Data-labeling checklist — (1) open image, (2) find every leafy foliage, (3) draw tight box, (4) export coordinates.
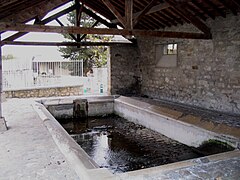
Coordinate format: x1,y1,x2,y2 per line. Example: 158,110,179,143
59,11,111,75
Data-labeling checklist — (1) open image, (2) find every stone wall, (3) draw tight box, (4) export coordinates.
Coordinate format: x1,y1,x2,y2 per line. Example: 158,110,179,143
110,44,141,95
4,85,83,98
110,14,240,115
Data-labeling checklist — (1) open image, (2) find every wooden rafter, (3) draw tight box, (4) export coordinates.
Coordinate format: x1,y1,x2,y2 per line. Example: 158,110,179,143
204,0,226,18
133,0,156,27
218,0,238,15
1,0,69,23
0,22,212,39
41,5,77,25
0,41,132,47
75,0,81,43
55,18,78,42
165,0,211,35
2,4,77,41
82,6,116,28
231,0,240,9
112,3,170,24
125,0,133,29
80,20,99,41
102,0,126,27
190,1,215,20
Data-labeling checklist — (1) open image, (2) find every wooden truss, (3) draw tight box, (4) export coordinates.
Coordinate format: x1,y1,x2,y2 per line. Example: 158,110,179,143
0,0,216,47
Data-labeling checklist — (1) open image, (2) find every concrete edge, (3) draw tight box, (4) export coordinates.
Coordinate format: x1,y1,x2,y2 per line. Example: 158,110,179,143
32,101,114,180
114,97,240,148
39,95,115,106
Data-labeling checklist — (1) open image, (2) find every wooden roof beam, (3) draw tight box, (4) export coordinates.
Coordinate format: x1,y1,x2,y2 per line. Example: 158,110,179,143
0,41,133,47
204,0,226,18
231,0,240,9
112,3,170,24
80,20,99,41
82,7,117,28
125,0,133,29
55,18,78,42
102,0,126,27
133,0,157,27
0,22,212,39
190,1,215,20
218,0,238,15
2,4,77,41
165,0,211,35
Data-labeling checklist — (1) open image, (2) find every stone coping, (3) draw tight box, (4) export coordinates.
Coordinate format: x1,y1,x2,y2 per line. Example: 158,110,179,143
116,96,240,139
39,95,116,106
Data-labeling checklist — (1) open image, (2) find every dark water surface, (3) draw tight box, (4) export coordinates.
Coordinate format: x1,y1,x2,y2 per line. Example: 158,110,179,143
59,115,232,173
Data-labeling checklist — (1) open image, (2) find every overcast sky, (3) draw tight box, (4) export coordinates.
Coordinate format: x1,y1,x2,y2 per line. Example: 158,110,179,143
2,3,71,61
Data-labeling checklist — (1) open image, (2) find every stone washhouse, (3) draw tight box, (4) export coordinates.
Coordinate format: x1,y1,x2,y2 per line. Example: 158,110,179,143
0,0,239,179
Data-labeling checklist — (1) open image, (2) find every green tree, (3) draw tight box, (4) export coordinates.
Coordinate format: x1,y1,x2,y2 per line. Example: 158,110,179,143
59,11,111,75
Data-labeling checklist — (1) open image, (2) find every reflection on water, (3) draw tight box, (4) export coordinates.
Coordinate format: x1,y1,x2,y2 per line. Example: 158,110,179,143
60,115,203,173
71,130,146,173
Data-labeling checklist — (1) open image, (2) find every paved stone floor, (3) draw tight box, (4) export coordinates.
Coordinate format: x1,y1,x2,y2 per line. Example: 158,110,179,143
0,98,79,180
148,156,240,180
0,97,239,180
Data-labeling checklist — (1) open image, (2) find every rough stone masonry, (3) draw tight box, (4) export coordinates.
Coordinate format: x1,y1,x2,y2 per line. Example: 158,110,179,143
110,14,240,115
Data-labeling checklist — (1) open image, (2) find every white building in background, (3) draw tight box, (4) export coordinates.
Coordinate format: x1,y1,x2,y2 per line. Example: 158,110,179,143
32,56,83,77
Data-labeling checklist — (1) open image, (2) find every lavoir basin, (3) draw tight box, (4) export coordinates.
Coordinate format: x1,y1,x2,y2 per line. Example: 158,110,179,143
38,95,239,179
59,115,233,173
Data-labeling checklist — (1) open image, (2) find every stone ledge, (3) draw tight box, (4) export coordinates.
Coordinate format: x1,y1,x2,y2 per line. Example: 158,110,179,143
4,85,83,98
114,96,240,148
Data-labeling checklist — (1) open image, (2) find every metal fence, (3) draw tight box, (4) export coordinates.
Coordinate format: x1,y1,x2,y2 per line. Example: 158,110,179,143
2,59,108,94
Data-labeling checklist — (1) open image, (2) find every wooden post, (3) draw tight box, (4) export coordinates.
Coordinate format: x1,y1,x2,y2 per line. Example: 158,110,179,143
125,0,133,29
75,0,81,43
0,34,7,131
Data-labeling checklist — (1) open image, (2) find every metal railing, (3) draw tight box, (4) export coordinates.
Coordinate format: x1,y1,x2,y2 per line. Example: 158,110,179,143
2,59,108,94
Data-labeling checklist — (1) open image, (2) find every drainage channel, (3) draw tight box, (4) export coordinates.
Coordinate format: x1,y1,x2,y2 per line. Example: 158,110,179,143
58,114,234,174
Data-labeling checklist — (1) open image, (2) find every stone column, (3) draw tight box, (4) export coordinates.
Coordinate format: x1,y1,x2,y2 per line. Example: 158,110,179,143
0,34,7,131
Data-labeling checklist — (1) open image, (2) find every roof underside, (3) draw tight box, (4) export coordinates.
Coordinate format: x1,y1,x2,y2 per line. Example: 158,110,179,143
81,0,240,30
0,0,239,29
0,0,239,42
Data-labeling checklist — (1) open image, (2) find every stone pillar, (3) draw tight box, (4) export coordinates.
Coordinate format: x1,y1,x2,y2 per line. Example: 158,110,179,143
0,34,7,131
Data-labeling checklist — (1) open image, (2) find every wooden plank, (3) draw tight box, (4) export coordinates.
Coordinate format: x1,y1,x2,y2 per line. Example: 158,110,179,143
0,22,212,39
165,0,211,34
0,41,132,47
102,0,126,27
125,0,133,29
133,0,156,27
